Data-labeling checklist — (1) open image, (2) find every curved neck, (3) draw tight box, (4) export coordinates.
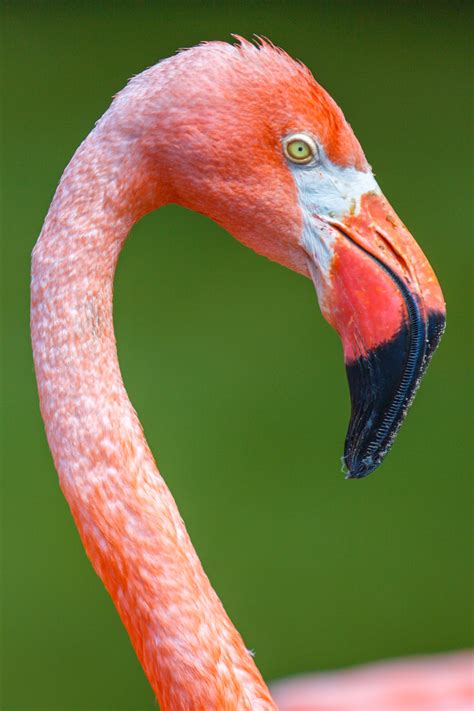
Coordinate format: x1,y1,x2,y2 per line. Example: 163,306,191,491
31,126,276,711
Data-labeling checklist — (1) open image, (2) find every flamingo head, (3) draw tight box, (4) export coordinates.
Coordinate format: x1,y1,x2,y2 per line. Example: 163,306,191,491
121,38,445,477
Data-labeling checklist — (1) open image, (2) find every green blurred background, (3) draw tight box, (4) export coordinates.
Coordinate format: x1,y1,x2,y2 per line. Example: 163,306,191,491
1,2,472,709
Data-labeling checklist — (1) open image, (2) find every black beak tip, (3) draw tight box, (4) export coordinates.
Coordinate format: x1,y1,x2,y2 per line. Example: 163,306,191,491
342,454,380,480
341,310,446,482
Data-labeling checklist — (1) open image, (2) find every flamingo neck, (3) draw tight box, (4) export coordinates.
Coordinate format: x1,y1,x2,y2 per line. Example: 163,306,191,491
31,124,276,711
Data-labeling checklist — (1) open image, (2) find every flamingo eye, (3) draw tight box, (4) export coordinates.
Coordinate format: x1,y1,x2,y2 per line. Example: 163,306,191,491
283,134,317,164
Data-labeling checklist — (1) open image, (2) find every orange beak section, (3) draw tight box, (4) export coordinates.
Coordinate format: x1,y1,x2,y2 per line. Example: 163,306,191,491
322,193,446,478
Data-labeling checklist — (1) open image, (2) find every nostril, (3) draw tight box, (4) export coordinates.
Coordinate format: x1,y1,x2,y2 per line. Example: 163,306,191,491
375,228,410,277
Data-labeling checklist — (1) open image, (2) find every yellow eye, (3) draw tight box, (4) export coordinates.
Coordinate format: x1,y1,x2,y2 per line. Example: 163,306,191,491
283,134,317,164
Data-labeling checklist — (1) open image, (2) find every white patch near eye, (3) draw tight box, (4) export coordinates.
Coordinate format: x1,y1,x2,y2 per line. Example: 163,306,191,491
287,143,380,296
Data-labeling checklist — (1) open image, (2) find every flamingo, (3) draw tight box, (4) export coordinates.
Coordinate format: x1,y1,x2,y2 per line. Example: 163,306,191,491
31,38,473,710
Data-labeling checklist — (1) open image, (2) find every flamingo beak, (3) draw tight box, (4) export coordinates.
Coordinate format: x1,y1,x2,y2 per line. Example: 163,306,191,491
311,192,446,478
